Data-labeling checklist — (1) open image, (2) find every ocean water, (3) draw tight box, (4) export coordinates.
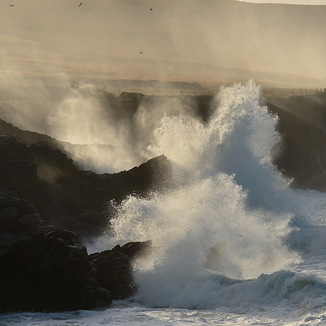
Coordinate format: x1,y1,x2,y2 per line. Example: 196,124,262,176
2,81,326,325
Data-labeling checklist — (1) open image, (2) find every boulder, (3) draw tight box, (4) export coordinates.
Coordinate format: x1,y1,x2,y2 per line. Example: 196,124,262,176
0,134,172,238
0,190,43,234
89,241,151,299
0,232,112,312
0,190,44,255
0,190,150,312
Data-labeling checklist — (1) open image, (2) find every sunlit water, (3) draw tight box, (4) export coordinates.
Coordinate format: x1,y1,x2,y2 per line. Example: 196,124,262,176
2,81,326,325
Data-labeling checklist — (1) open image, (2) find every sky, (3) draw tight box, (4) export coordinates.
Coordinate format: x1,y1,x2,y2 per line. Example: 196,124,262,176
239,0,326,4
1,0,326,89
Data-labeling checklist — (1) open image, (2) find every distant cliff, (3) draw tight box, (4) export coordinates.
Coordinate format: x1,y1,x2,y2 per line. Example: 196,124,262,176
267,92,326,191
1,91,326,237
0,128,172,237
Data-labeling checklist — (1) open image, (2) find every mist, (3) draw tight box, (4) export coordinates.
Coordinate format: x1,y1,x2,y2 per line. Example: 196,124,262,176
1,0,326,86
1,0,326,172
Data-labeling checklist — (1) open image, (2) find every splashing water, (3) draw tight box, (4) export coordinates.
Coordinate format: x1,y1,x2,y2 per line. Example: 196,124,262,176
96,81,326,309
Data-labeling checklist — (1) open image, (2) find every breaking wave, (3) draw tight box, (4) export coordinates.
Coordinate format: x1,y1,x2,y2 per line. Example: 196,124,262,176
94,81,326,310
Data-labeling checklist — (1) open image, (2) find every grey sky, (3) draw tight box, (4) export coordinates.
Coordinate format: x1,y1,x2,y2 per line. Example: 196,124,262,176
1,0,326,88
240,1,326,4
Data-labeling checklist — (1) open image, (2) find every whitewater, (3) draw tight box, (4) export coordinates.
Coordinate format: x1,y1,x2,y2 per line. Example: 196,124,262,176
2,81,326,325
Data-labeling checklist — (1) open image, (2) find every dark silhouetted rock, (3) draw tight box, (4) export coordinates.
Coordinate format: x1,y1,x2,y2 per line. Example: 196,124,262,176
0,190,43,233
0,190,44,255
2,90,326,241
0,232,112,312
45,229,79,246
0,187,149,312
267,94,326,191
0,133,172,237
89,241,151,299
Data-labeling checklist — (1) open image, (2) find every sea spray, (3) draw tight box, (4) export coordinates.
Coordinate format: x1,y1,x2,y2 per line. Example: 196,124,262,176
97,81,308,308
147,81,289,206
46,88,201,173
46,85,143,173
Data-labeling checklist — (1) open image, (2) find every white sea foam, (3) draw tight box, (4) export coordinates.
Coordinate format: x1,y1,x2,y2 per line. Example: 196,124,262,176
3,81,326,324
95,81,326,309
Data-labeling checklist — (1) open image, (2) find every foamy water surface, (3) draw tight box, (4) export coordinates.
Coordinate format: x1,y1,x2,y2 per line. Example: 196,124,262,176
2,81,326,325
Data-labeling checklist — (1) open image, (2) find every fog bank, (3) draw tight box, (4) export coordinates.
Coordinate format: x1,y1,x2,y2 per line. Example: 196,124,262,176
1,0,326,87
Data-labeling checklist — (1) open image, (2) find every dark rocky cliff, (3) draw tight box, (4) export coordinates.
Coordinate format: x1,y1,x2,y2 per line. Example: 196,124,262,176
2,91,326,238
266,93,326,191
1,91,326,312
0,119,172,236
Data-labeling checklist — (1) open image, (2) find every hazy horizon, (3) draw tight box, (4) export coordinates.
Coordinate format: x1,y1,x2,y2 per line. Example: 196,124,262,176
239,0,326,5
1,0,326,89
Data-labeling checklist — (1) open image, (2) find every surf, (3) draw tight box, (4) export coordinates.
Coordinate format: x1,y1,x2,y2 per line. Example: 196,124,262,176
86,81,326,311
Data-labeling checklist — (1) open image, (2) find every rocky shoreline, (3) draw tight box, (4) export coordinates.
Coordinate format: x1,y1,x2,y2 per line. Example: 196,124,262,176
0,188,152,312
0,123,171,312
1,91,326,312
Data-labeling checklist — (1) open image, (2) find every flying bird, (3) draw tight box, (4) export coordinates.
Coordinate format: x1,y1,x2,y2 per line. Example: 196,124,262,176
9,4,14,7
79,1,83,7
139,51,143,54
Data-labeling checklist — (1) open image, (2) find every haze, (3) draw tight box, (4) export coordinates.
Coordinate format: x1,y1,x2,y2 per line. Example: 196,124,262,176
1,0,326,88
240,1,326,5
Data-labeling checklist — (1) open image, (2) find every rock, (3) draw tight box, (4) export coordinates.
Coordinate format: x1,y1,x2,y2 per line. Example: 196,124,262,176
45,229,79,246
0,190,43,233
267,97,326,191
90,249,134,300
0,190,44,255
0,189,149,312
89,241,151,300
0,134,172,238
0,232,29,256
118,240,152,259
0,233,112,312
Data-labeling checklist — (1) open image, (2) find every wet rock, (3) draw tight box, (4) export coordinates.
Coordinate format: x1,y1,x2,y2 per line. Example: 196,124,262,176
0,132,172,237
267,97,326,191
0,190,43,233
45,229,79,246
0,233,112,312
0,190,44,255
89,241,151,299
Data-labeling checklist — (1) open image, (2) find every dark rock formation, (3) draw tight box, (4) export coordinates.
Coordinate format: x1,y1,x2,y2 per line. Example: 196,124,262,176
2,90,326,312
0,124,163,312
0,190,150,313
89,241,151,299
0,190,44,255
0,231,112,312
2,90,326,240
266,93,326,191
2,90,326,238
0,190,43,234
0,224,150,313
0,118,57,147
0,132,172,237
